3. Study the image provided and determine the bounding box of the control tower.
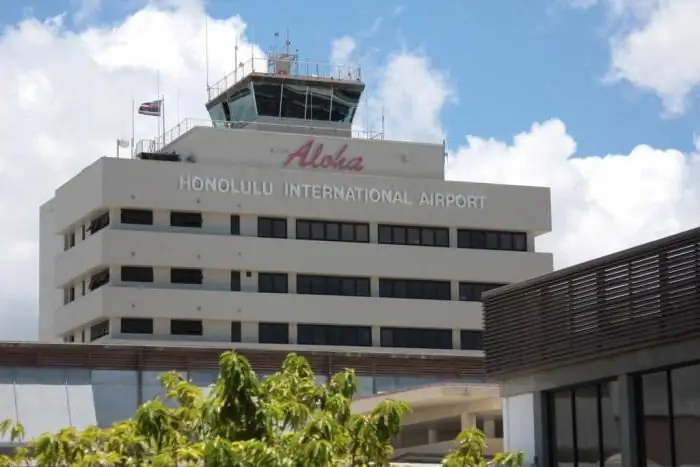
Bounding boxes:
[205,40,366,139]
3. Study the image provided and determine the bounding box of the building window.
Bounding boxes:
[88,212,110,235]
[89,268,110,291]
[90,320,110,341]
[297,324,372,347]
[458,282,507,302]
[230,215,240,235]
[296,219,370,243]
[258,273,288,294]
[121,266,154,283]
[120,318,153,334]
[258,322,289,344]
[637,364,700,467]
[120,209,153,225]
[460,330,483,350]
[63,231,75,251]
[231,271,241,291]
[63,286,75,305]
[171,268,203,285]
[296,275,371,297]
[457,229,527,252]
[170,211,202,228]
[231,322,242,342]
[380,327,453,349]
[378,224,450,247]
[258,217,287,238]
[170,319,203,336]
[379,278,451,300]
[547,381,621,467]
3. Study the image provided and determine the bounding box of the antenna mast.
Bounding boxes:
[204,15,210,92]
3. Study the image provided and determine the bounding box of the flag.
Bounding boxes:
[138,99,162,117]
[117,139,130,148]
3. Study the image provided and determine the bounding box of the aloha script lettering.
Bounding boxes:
[283,139,365,172]
[179,175,486,209]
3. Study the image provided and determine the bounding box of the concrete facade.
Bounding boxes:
[40,125,552,355]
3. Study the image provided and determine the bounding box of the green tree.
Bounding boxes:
[0,351,523,466]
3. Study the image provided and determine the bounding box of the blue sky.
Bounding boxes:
[2,0,698,155]
[3,0,700,339]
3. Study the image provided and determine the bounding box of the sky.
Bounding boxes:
[2,0,700,340]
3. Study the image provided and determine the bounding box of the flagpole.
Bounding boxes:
[156,71,161,142]
[130,98,135,157]
[162,96,166,148]
[116,139,120,159]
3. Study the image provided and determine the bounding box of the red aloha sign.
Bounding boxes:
[283,139,365,172]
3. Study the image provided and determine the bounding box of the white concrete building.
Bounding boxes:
[39,53,552,358]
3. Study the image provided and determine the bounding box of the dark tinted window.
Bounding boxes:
[88,212,110,235]
[460,330,483,350]
[121,266,153,283]
[379,279,451,300]
[120,209,153,225]
[297,324,372,346]
[170,211,202,228]
[458,282,507,302]
[120,318,153,334]
[253,83,282,118]
[90,320,109,341]
[258,322,288,344]
[258,217,287,239]
[230,215,240,235]
[258,273,288,293]
[170,319,202,336]
[296,219,370,243]
[457,229,527,252]
[89,268,110,291]
[231,322,241,342]
[380,327,452,349]
[231,271,241,291]
[547,381,621,467]
[378,224,449,247]
[297,275,370,297]
[170,268,203,285]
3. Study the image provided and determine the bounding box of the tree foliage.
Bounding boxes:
[0,351,523,466]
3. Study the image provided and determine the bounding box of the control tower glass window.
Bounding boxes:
[253,83,361,123]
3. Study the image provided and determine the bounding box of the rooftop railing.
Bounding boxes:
[207,57,363,102]
[133,118,384,156]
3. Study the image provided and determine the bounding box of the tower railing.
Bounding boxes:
[207,58,363,102]
[133,118,383,156]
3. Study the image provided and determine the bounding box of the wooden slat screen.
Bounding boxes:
[0,343,484,380]
[483,226,700,379]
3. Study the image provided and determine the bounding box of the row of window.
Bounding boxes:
[86,319,484,350]
[65,266,506,303]
[64,208,528,252]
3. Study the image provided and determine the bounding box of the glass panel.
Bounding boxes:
[15,384,71,439]
[671,363,700,467]
[91,370,139,428]
[356,376,374,397]
[575,385,601,467]
[229,86,257,122]
[552,390,574,467]
[329,88,360,123]
[600,381,621,466]
[307,86,332,121]
[641,371,673,467]
[253,84,281,118]
[280,84,307,119]
[16,368,66,385]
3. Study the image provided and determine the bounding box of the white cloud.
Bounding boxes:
[2,0,700,342]
[607,0,700,115]
[330,36,356,67]
[0,3,263,340]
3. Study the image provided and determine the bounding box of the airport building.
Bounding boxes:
[35,50,552,460]
[483,226,700,467]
